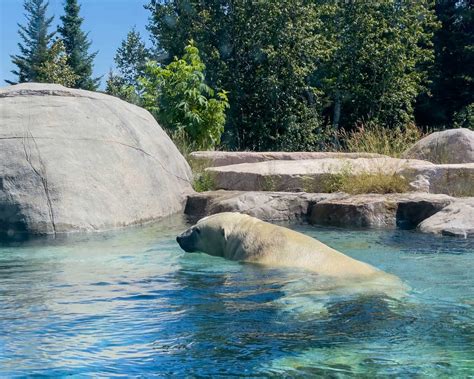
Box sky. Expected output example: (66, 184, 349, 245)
(0, 0, 152, 88)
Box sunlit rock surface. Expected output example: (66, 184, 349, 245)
(403, 128, 474, 164)
(0, 83, 192, 235)
(418, 198, 474, 237)
(309, 193, 454, 229)
(190, 151, 385, 167)
(401, 163, 474, 197)
(207, 158, 432, 192)
(185, 190, 344, 222)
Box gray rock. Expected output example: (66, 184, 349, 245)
(403, 128, 474, 164)
(190, 151, 386, 167)
(207, 157, 432, 192)
(401, 163, 474, 197)
(0, 83, 193, 235)
(418, 198, 474, 237)
(309, 193, 453, 229)
(185, 190, 344, 222)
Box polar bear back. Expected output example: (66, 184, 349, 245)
(201, 213, 380, 278)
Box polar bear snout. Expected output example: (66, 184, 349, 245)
(176, 227, 199, 252)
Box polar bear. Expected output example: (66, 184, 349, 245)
(176, 213, 404, 294)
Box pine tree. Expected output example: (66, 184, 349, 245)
(105, 28, 150, 104)
(58, 0, 99, 90)
(8, 0, 55, 84)
(36, 39, 78, 86)
(114, 28, 150, 89)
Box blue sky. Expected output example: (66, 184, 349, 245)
(0, 0, 152, 88)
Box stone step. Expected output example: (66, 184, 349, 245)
(205, 158, 473, 197)
(400, 163, 474, 197)
(206, 157, 431, 192)
(184, 191, 473, 236)
(309, 193, 453, 229)
(185, 190, 342, 222)
(190, 151, 386, 167)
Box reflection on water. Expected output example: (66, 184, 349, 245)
(0, 215, 473, 376)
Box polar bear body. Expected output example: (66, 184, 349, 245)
(177, 212, 398, 282)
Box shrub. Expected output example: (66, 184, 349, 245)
(140, 41, 229, 150)
(339, 122, 424, 157)
(186, 155, 216, 193)
(453, 103, 474, 129)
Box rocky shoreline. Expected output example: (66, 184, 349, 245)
(187, 129, 474, 238)
(1, 84, 472, 238)
(184, 190, 473, 237)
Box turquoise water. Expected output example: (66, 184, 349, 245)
(0, 216, 473, 377)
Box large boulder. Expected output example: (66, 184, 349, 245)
(403, 128, 474, 164)
(0, 83, 193, 235)
(418, 198, 474, 237)
(207, 157, 432, 192)
(190, 151, 385, 167)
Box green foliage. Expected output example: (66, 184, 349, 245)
(416, 0, 473, 128)
(105, 71, 142, 105)
(187, 155, 216, 192)
(115, 28, 150, 89)
(146, 0, 327, 151)
(140, 42, 229, 150)
(58, 0, 99, 90)
(8, 0, 55, 84)
(36, 39, 78, 86)
(339, 123, 424, 158)
(318, 1, 438, 130)
(453, 103, 474, 130)
(146, 0, 438, 150)
(106, 28, 151, 104)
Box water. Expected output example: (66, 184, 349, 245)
(0, 216, 473, 377)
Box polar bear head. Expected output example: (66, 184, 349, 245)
(176, 212, 253, 258)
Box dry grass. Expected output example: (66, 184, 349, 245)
(187, 156, 216, 192)
(339, 172, 410, 194)
(315, 163, 410, 194)
(339, 122, 424, 158)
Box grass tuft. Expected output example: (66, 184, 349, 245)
(339, 122, 424, 158)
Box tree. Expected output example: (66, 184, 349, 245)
(105, 70, 141, 105)
(140, 42, 229, 150)
(317, 1, 438, 131)
(8, 0, 55, 84)
(416, 0, 473, 128)
(146, 0, 329, 151)
(36, 39, 78, 86)
(58, 0, 99, 90)
(105, 28, 150, 103)
(115, 28, 150, 89)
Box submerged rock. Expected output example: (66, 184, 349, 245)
(403, 128, 474, 164)
(0, 83, 192, 235)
